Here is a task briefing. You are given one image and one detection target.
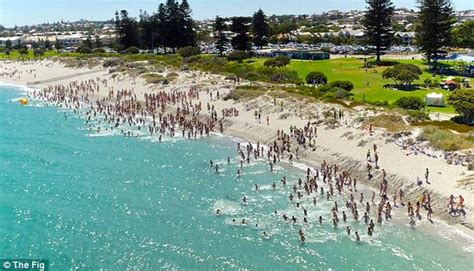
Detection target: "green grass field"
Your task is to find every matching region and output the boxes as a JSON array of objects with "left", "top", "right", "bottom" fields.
[{"left": 247, "top": 57, "right": 459, "bottom": 113}]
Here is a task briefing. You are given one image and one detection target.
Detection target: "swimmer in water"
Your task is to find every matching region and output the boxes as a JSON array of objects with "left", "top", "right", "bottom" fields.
[
  {"left": 216, "top": 209, "right": 221, "bottom": 215},
  {"left": 346, "top": 226, "right": 351, "bottom": 235},
  {"left": 355, "top": 231, "right": 360, "bottom": 241}
]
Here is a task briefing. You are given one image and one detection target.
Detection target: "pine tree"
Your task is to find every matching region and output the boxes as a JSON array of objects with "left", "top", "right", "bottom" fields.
[
  {"left": 156, "top": 3, "right": 167, "bottom": 52},
  {"left": 94, "top": 35, "right": 102, "bottom": 48},
  {"left": 164, "top": 0, "right": 180, "bottom": 51},
  {"left": 54, "top": 38, "right": 63, "bottom": 50},
  {"left": 5, "top": 39, "right": 12, "bottom": 50},
  {"left": 214, "top": 16, "right": 228, "bottom": 56},
  {"left": 83, "top": 33, "right": 93, "bottom": 49},
  {"left": 115, "top": 10, "right": 139, "bottom": 49},
  {"left": 139, "top": 10, "right": 155, "bottom": 50},
  {"left": 362, "top": 0, "right": 394, "bottom": 64},
  {"left": 230, "top": 17, "right": 251, "bottom": 51},
  {"left": 416, "top": 0, "right": 455, "bottom": 63},
  {"left": 252, "top": 9, "right": 270, "bottom": 48},
  {"left": 178, "top": 0, "right": 196, "bottom": 48}
]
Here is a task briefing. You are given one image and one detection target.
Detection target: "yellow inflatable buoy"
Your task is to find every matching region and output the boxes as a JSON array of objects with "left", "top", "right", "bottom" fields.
[{"left": 18, "top": 98, "right": 29, "bottom": 105}]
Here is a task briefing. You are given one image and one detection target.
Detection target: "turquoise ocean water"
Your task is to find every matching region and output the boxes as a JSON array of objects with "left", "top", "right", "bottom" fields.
[{"left": 1, "top": 84, "right": 473, "bottom": 270}]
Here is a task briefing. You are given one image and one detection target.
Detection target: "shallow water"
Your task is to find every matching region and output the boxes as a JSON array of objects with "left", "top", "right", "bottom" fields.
[{"left": 1, "top": 84, "right": 473, "bottom": 270}]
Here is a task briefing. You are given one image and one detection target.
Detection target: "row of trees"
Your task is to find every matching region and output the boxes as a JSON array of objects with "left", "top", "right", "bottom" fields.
[
  {"left": 114, "top": 0, "right": 196, "bottom": 52},
  {"left": 213, "top": 9, "right": 270, "bottom": 55},
  {"left": 362, "top": 0, "right": 456, "bottom": 64}
]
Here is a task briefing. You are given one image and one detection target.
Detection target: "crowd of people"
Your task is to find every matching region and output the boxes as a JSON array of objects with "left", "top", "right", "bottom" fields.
[
  {"left": 29, "top": 78, "right": 243, "bottom": 141},
  {"left": 23, "top": 68, "right": 468, "bottom": 244},
  {"left": 211, "top": 126, "right": 465, "bottom": 243}
]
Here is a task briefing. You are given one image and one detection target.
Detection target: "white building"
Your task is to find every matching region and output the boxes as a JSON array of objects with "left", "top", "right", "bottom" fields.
[
  {"left": 0, "top": 36, "right": 24, "bottom": 47},
  {"left": 395, "top": 32, "right": 416, "bottom": 45}
]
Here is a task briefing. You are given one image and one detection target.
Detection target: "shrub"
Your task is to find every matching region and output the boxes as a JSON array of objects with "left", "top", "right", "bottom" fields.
[
  {"left": 227, "top": 50, "right": 250, "bottom": 62},
  {"left": 92, "top": 48, "right": 105, "bottom": 53},
  {"left": 367, "top": 100, "right": 390, "bottom": 107},
  {"left": 334, "top": 88, "right": 350, "bottom": 99},
  {"left": 33, "top": 48, "right": 45, "bottom": 56},
  {"left": 424, "top": 78, "right": 432, "bottom": 88},
  {"left": 394, "top": 96, "right": 425, "bottom": 110},
  {"left": 430, "top": 79, "right": 440, "bottom": 88},
  {"left": 18, "top": 47, "right": 29, "bottom": 55},
  {"left": 328, "top": 80, "right": 354, "bottom": 91},
  {"left": 142, "top": 73, "right": 165, "bottom": 84},
  {"left": 76, "top": 46, "right": 92, "bottom": 54},
  {"left": 183, "top": 55, "right": 201, "bottom": 63},
  {"left": 177, "top": 46, "right": 200, "bottom": 58},
  {"left": 419, "top": 126, "right": 473, "bottom": 151},
  {"left": 306, "top": 71, "right": 327, "bottom": 85},
  {"left": 103, "top": 58, "right": 124, "bottom": 67},
  {"left": 406, "top": 110, "right": 429, "bottom": 121},
  {"left": 125, "top": 46, "right": 140, "bottom": 54}
]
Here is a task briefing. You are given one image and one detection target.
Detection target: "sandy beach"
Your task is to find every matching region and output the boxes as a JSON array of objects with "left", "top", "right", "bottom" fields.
[{"left": 1, "top": 58, "right": 472, "bottom": 235}]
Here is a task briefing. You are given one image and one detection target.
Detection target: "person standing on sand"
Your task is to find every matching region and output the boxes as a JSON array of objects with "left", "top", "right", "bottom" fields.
[
  {"left": 399, "top": 189, "right": 405, "bottom": 206},
  {"left": 425, "top": 168, "right": 430, "bottom": 184}
]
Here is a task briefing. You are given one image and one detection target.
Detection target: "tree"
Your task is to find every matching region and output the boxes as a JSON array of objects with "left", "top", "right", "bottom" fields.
[
  {"left": 451, "top": 21, "right": 474, "bottom": 49},
  {"left": 94, "top": 35, "right": 102, "bottom": 48},
  {"left": 306, "top": 71, "right": 328, "bottom": 85},
  {"left": 178, "top": 0, "right": 196, "bottom": 48},
  {"left": 382, "top": 64, "right": 422, "bottom": 87},
  {"left": 415, "top": 0, "right": 455, "bottom": 63},
  {"left": 230, "top": 17, "right": 251, "bottom": 51},
  {"left": 115, "top": 10, "right": 139, "bottom": 49},
  {"left": 5, "top": 39, "right": 12, "bottom": 50},
  {"left": 264, "top": 55, "right": 290, "bottom": 68},
  {"left": 83, "top": 34, "right": 93, "bottom": 49},
  {"left": 448, "top": 89, "right": 474, "bottom": 124},
  {"left": 362, "top": 0, "right": 394, "bottom": 64},
  {"left": 214, "top": 16, "right": 229, "bottom": 56},
  {"left": 138, "top": 10, "right": 154, "bottom": 50},
  {"left": 54, "top": 38, "right": 63, "bottom": 50},
  {"left": 252, "top": 9, "right": 270, "bottom": 48},
  {"left": 156, "top": 3, "right": 168, "bottom": 52},
  {"left": 44, "top": 39, "right": 52, "bottom": 50}
]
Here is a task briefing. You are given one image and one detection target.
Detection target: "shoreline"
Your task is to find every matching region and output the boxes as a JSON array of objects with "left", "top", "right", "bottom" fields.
[
  {"left": 3, "top": 81, "right": 474, "bottom": 254},
  {"left": 1, "top": 59, "right": 473, "bottom": 238}
]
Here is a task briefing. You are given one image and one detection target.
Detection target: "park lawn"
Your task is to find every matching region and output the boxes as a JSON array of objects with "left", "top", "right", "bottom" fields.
[{"left": 248, "top": 57, "right": 457, "bottom": 113}]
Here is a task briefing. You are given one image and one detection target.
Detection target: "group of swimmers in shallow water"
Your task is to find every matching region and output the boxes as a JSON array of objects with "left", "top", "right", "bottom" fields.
[
  {"left": 27, "top": 74, "right": 467, "bottom": 244},
  {"left": 211, "top": 134, "right": 466, "bottom": 243}
]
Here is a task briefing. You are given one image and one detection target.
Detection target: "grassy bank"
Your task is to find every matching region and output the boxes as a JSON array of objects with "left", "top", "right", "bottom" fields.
[{"left": 248, "top": 57, "right": 458, "bottom": 113}]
